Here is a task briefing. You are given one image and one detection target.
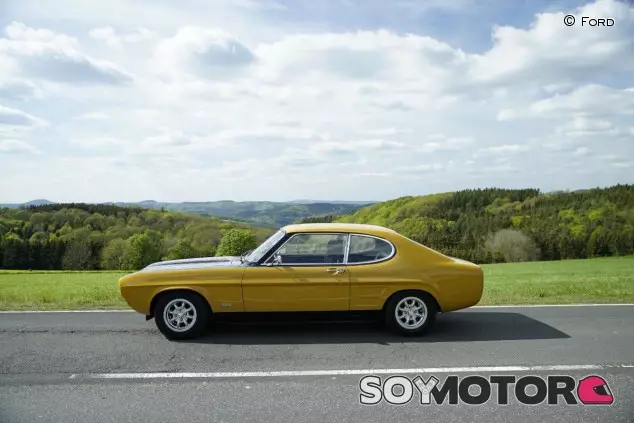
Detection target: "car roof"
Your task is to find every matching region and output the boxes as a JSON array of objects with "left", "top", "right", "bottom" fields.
[{"left": 282, "top": 223, "right": 397, "bottom": 236}]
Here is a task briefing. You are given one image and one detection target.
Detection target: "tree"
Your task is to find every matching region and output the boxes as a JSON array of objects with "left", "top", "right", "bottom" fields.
[
  {"left": 1, "top": 234, "right": 28, "bottom": 269},
  {"left": 485, "top": 229, "right": 539, "bottom": 263},
  {"left": 57, "top": 223, "right": 73, "bottom": 238},
  {"left": 101, "top": 238, "right": 133, "bottom": 270},
  {"left": 62, "top": 240, "right": 96, "bottom": 270},
  {"left": 85, "top": 212, "right": 107, "bottom": 231},
  {"left": 125, "top": 232, "right": 162, "bottom": 270},
  {"left": 216, "top": 229, "right": 257, "bottom": 257},
  {"left": 29, "top": 231, "right": 49, "bottom": 245},
  {"left": 29, "top": 213, "right": 48, "bottom": 232},
  {"left": 164, "top": 238, "right": 200, "bottom": 260}
]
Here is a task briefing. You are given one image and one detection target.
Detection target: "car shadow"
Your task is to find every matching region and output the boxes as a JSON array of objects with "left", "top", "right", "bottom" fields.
[{"left": 182, "top": 311, "right": 570, "bottom": 345}]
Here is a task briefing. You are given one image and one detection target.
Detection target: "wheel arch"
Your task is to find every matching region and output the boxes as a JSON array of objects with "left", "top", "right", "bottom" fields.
[
  {"left": 382, "top": 289, "right": 442, "bottom": 313},
  {"left": 148, "top": 287, "right": 212, "bottom": 319}
]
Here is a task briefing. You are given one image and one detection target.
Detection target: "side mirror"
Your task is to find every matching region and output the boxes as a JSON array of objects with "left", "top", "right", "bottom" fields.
[{"left": 265, "top": 253, "right": 282, "bottom": 266}]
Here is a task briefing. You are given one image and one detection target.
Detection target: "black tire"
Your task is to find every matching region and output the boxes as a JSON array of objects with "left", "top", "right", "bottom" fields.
[
  {"left": 153, "top": 291, "right": 210, "bottom": 340},
  {"left": 385, "top": 290, "right": 437, "bottom": 336}
]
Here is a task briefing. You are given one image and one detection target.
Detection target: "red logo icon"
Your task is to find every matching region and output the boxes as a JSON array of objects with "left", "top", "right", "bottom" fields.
[{"left": 577, "top": 376, "right": 614, "bottom": 405}]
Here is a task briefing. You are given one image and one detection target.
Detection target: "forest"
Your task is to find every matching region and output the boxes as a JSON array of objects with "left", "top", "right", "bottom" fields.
[
  {"left": 305, "top": 184, "right": 634, "bottom": 264},
  {"left": 0, "top": 203, "right": 273, "bottom": 271},
  {"left": 2, "top": 184, "right": 633, "bottom": 270}
]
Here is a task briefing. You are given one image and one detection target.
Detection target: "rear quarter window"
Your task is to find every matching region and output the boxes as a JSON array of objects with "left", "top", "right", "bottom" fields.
[{"left": 347, "top": 235, "right": 394, "bottom": 264}]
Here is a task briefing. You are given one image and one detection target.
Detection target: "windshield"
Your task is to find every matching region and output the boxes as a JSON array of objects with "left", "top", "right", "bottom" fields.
[{"left": 245, "top": 229, "right": 286, "bottom": 263}]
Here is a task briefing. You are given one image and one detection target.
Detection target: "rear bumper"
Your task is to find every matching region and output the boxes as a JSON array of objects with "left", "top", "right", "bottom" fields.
[
  {"left": 119, "top": 274, "right": 153, "bottom": 315},
  {"left": 437, "top": 265, "right": 484, "bottom": 312}
]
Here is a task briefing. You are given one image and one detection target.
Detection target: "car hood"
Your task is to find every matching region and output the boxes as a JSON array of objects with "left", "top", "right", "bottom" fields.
[{"left": 141, "top": 256, "right": 245, "bottom": 272}]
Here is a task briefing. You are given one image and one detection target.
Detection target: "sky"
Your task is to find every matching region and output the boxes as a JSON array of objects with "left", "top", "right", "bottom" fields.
[{"left": 0, "top": 0, "right": 633, "bottom": 203}]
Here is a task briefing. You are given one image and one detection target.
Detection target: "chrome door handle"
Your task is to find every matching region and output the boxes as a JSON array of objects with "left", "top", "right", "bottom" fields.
[{"left": 327, "top": 268, "right": 346, "bottom": 275}]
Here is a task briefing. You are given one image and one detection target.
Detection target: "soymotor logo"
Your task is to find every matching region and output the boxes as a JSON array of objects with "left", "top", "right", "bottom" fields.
[{"left": 359, "top": 374, "right": 614, "bottom": 406}]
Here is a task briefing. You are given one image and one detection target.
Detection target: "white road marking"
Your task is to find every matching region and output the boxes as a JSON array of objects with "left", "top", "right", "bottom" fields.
[
  {"left": 1, "top": 303, "right": 634, "bottom": 314},
  {"left": 72, "top": 364, "right": 634, "bottom": 380}
]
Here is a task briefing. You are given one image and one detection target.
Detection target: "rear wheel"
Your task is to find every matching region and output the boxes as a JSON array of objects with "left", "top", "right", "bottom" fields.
[
  {"left": 154, "top": 291, "right": 210, "bottom": 340},
  {"left": 385, "top": 291, "right": 437, "bottom": 336}
]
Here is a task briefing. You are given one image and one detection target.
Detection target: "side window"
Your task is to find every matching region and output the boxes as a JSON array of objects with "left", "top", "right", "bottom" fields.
[
  {"left": 276, "top": 233, "right": 347, "bottom": 265},
  {"left": 347, "top": 235, "right": 393, "bottom": 264}
]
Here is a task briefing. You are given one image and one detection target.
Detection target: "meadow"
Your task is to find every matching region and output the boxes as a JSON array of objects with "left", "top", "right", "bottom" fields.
[{"left": 0, "top": 256, "right": 632, "bottom": 310}]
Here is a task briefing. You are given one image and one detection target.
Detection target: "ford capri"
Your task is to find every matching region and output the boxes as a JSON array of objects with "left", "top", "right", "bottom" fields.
[{"left": 119, "top": 223, "right": 484, "bottom": 340}]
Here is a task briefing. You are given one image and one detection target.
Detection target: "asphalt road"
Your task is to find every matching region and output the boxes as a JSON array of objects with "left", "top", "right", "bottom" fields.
[{"left": 1, "top": 305, "right": 633, "bottom": 422}]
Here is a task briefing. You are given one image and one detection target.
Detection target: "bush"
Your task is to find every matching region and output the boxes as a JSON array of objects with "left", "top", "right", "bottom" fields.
[
  {"left": 62, "top": 240, "right": 97, "bottom": 270},
  {"left": 485, "top": 229, "right": 540, "bottom": 263}
]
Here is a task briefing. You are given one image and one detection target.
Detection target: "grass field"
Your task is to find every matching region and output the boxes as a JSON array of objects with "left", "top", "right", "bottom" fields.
[{"left": 0, "top": 256, "right": 633, "bottom": 310}]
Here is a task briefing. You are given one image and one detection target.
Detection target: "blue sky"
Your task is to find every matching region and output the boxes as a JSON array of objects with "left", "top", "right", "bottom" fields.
[{"left": 0, "top": 0, "right": 633, "bottom": 202}]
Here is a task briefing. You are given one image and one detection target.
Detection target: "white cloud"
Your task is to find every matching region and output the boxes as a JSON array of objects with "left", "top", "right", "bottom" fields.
[
  {"left": 351, "top": 171, "right": 391, "bottom": 178},
  {"left": 142, "top": 129, "right": 193, "bottom": 148},
  {"left": 89, "top": 27, "right": 118, "bottom": 45},
  {"left": 611, "top": 161, "right": 633, "bottom": 168},
  {"left": 0, "top": 104, "right": 47, "bottom": 126},
  {"left": 305, "top": 139, "right": 408, "bottom": 156},
  {"left": 500, "top": 85, "right": 634, "bottom": 121},
  {"left": 419, "top": 135, "right": 474, "bottom": 152},
  {"left": 254, "top": 30, "right": 469, "bottom": 91},
  {"left": 572, "top": 146, "right": 591, "bottom": 156},
  {"left": 478, "top": 144, "right": 530, "bottom": 155},
  {"left": 216, "top": 126, "right": 325, "bottom": 143},
  {"left": 555, "top": 116, "right": 619, "bottom": 138},
  {"left": 0, "top": 0, "right": 633, "bottom": 202},
  {"left": 73, "top": 112, "right": 109, "bottom": 120},
  {"left": 0, "top": 139, "right": 40, "bottom": 154},
  {"left": 0, "top": 79, "right": 43, "bottom": 101},
  {"left": 600, "top": 154, "right": 619, "bottom": 161},
  {"left": 469, "top": 0, "right": 634, "bottom": 87},
  {"left": 398, "top": 162, "right": 455, "bottom": 175},
  {"left": 363, "top": 127, "right": 413, "bottom": 137},
  {"left": 355, "top": 139, "right": 407, "bottom": 150},
  {"left": 155, "top": 27, "right": 255, "bottom": 79},
  {"left": 0, "top": 22, "right": 133, "bottom": 84},
  {"left": 89, "top": 27, "right": 157, "bottom": 46},
  {"left": 69, "top": 136, "right": 125, "bottom": 148}
]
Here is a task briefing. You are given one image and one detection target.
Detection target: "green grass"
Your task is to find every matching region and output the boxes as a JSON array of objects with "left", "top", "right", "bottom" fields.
[
  {"left": 0, "top": 256, "right": 633, "bottom": 310},
  {"left": 0, "top": 271, "right": 128, "bottom": 310},
  {"left": 480, "top": 256, "right": 634, "bottom": 305}
]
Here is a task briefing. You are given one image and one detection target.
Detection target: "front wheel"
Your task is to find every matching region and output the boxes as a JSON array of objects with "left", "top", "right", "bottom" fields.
[
  {"left": 385, "top": 291, "right": 437, "bottom": 336},
  {"left": 154, "top": 291, "right": 210, "bottom": 340}
]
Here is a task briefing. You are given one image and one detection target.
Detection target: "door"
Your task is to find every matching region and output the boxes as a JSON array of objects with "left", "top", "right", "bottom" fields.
[
  {"left": 242, "top": 233, "right": 350, "bottom": 312},
  {"left": 346, "top": 234, "right": 398, "bottom": 310}
]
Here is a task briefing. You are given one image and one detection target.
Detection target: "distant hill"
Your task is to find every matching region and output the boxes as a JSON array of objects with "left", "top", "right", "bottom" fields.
[
  {"left": 302, "top": 185, "right": 634, "bottom": 264},
  {"left": 1, "top": 199, "right": 370, "bottom": 227},
  {"left": 112, "top": 201, "right": 371, "bottom": 227},
  {"left": 0, "top": 199, "right": 54, "bottom": 208}
]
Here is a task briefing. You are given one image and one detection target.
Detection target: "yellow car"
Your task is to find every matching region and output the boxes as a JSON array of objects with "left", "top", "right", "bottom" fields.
[{"left": 119, "top": 223, "right": 484, "bottom": 340}]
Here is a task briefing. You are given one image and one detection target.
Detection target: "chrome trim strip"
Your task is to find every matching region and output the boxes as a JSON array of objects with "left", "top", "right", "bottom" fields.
[
  {"left": 262, "top": 232, "right": 395, "bottom": 267},
  {"left": 345, "top": 233, "right": 396, "bottom": 265}
]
